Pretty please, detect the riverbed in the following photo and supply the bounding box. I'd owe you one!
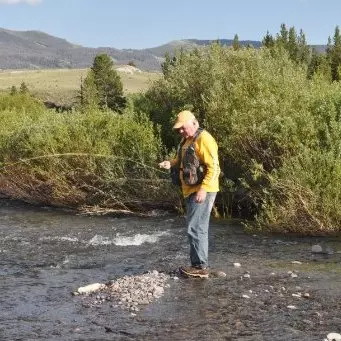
[0,200,340,340]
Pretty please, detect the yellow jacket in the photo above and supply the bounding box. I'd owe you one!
[170,130,220,197]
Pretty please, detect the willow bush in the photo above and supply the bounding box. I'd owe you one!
[140,44,341,234]
[0,99,178,212]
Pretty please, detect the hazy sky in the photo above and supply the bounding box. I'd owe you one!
[0,0,340,49]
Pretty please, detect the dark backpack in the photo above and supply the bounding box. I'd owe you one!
[170,128,206,186]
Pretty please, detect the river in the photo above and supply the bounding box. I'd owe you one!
[0,199,340,341]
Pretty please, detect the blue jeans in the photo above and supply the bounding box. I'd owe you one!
[185,192,217,268]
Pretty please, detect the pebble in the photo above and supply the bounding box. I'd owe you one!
[287,305,297,310]
[215,271,227,277]
[311,244,323,253]
[233,263,241,267]
[326,333,341,341]
[292,293,302,298]
[77,283,105,295]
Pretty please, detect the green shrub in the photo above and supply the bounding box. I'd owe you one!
[139,44,341,234]
[0,100,178,211]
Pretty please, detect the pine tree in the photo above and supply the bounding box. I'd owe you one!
[277,23,289,48]
[307,49,331,80]
[328,26,341,81]
[262,31,275,48]
[288,27,299,62]
[297,30,310,65]
[10,85,17,95]
[232,34,240,50]
[19,81,29,94]
[79,73,99,110]
[81,53,126,112]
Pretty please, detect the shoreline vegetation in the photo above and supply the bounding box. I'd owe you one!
[2,24,341,235]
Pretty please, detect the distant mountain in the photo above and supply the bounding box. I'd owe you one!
[0,28,327,71]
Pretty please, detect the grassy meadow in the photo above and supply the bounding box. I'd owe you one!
[0,68,161,105]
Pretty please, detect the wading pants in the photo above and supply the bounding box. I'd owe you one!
[185,192,217,268]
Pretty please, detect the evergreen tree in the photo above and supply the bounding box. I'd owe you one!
[161,52,176,77]
[288,27,299,62]
[327,26,341,81]
[307,49,331,80]
[277,23,289,48]
[81,53,126,112]
[297,30,311,65]
[19,81,29,94]
[10,85,17,95]
[264,24,311,67]
[79,74,99,110]
[262,31,275,48]
[232,34,240,50]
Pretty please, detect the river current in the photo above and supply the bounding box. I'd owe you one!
[0,200,340,341]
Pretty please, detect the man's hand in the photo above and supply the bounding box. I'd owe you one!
[159,160,171,170]
[195,188,207,203]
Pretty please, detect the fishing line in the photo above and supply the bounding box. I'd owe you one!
[0,152,169,175]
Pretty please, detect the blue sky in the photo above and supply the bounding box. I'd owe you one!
[0,0,340,49]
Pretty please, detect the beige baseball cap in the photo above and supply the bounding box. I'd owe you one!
[173,110,196,129]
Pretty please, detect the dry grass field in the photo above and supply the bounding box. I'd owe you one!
[0,67,160,105]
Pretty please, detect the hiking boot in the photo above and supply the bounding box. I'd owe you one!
[179,266,209,278]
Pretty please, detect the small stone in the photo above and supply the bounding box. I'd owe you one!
[291,261,302,264]
[242,294,250,299]
[292,293,302,298]
[243,273,250,279]
[303,293,310,299]
[215,271,227,277]
[77,283,105,295]
[327,333,341,341]
[233,263,241,267]
[287,305,297,310]
[311,244,323,253]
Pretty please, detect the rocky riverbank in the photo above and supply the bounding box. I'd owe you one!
[74,270,174,314]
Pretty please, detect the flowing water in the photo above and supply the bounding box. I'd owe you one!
[0,199,341,341]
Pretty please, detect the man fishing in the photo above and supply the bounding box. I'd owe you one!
[159,110,220,278]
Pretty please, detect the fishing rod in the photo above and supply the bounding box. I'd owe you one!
[0,152,169,175]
